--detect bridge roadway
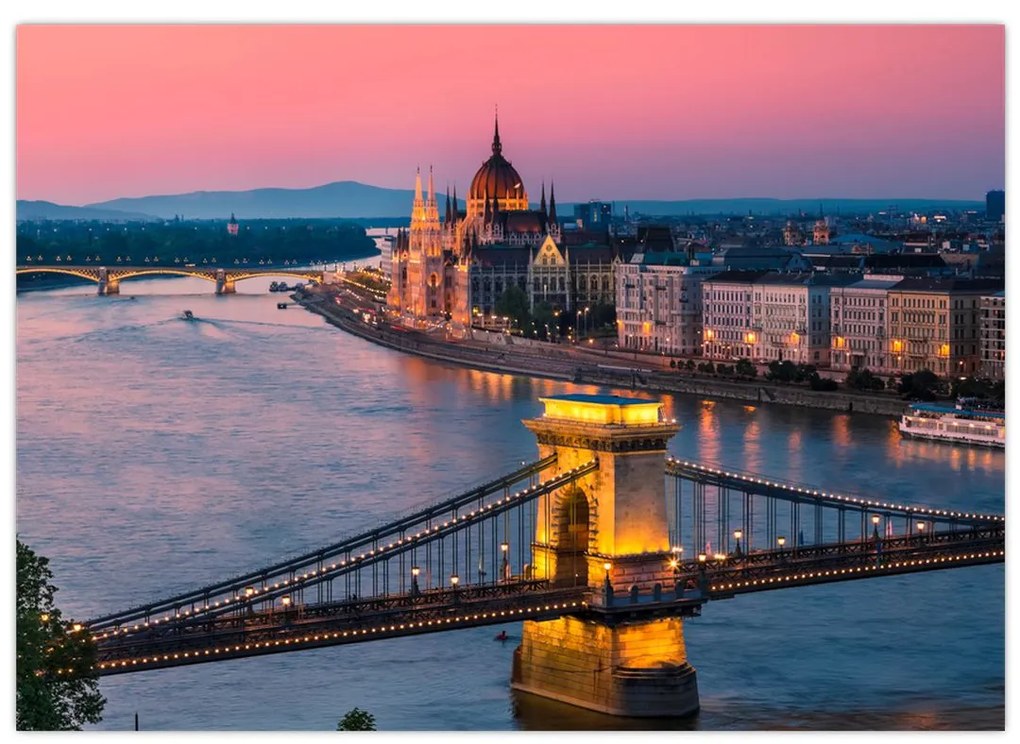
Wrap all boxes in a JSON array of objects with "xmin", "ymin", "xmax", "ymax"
[{"xmin": 92, "ymin": 525, "xmax": 1002, "ymax": 676}]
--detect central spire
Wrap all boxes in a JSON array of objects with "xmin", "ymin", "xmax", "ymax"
[{"xmin": 492, "ymin": 106, "xmax": 502, "ymax": 156}]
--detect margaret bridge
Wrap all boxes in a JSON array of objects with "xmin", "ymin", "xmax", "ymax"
[{"xmin": 16, "ymin": 265, "xmax": 325, "ymax": 295}]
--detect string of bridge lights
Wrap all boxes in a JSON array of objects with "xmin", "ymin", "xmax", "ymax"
[
  {"xmin": 666, "ymin": 458, "xmax": 1005, "ymax": 523},
  {"xmin": 93, "ymin": 462, "xmax": 598, "ymax": 642},
  {"xmin": 93, "ymin": 600, "xmax": 585, "ymax": 673},
  {"xmin": 709, "ymin": 550, "xmax": 1004, "ymax": 593}
]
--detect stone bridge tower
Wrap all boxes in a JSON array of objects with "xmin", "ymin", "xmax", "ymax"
[{"xmin": 511, "ymin": 394, "xmax": 699, "ymax": 718}]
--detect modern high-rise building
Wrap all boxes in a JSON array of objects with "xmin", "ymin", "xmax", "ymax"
[
  {"xmin": 986, "ymin": 190, "xmax": 1005, "ymax": 222},
  {"xmin": 573, "ymin": 201, "xmax": 613, "ymax": 231}
]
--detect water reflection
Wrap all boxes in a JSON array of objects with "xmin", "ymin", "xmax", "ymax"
[{"xmin": 16, "ymin": 280, "xmax": 1004, "ymax": 731}]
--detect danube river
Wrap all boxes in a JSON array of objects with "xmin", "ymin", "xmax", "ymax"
[{"xmin": 16, "ymin": 277, "xmax": 1004, "ymax": 731}]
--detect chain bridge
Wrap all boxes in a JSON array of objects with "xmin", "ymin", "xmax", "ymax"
[
  {"xmin": 80, "ymin": 394, "xmax": 1004, "ymax": 718},
  {"xmin": 16, "ymin": 265, "xmax": 323, "ymax": 294}
]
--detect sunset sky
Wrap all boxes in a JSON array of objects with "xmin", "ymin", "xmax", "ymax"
[{"xmin": 16, "ymin": 24, "xmax": 1005, "ymax": 205}]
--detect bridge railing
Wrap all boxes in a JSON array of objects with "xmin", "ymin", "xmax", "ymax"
[
  {"xmin": 89, "ymin": 459, "xmax": 599, "ymax": 642},
  {"xmin": 88, "ymin": 454, "xmax": 557, "ymax": 630}
]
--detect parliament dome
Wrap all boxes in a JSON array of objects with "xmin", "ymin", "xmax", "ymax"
[{"xmin": 469, "ymin": 118, "xmax": 526, "ymax": 204}]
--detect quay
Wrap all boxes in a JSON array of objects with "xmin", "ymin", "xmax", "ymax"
[{"xmin": 294, "ymin": 284, "xmax": 909, "ymax": 418}]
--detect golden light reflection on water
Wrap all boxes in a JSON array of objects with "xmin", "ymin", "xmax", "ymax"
[
  {"xmin": 697, "ymin": 400, "xmax": 720, "ymax": 464},
  {"xmin": 832, "ymin": 414, "xmax": 851, "ymax": 449}
]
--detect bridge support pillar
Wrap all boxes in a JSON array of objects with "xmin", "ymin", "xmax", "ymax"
[
  {"xmin": 216, "ymin": 278, "xmax": 236, "ymax": 295},
  {"xmin": 512, "ymin": 615, "xmax": 698, "ymax": 718},
  {"xmin": 512, "ymin": 394, "xmax": 698, "ymax": 718},
  {"xmin": 101, "ymin": 278, "xmax": 120, "ymax": 295}
]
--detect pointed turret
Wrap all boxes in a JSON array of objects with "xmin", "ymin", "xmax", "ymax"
[
  {"xmin": 492, "ymin": 107, "xmax": 502, "ymax": 156},
  {"xmin": 427, "ymin": 165, "xmax": 435, "ymax": 204},
  {"xmin": 445, "ymin": 187, "xmax": 452, "ymax": 224},
  {"xmin": 549, "ymin": 181, "xmax": 558, "ymax": 225},
  {"xmin": 540, "ymin": 182, "xmax": 547, "ymax": 215},
  {"xmin": 414, "ymin": 166, "xmax": 423, "ymax": 202},
  {"xmin": 452, "ymin": 185, "xmax": 458, "ymax": 224}
]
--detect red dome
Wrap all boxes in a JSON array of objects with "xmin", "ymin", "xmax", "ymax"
[{"xmin": 469, "ymin": 117, "xmax": 525, "ymax": 202}]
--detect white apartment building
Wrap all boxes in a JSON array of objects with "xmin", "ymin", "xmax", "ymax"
[
  {"xmin": 980, "ymin": 291, "xmax": 1005, "ymax": 380},
  {"xmin": 616, "ymin": 253, "xmax": 719, "ymax": 357},
  {"xmin": 701, "ymin": 271, "xmax": 765, "ymax": 360},
  {"xmin": 751, "ymin": 273, "xmax": 844, "ymax": 366},
  {"xmin": 828, "ymin": 276, "xmax": 902, "ymax": 373}
]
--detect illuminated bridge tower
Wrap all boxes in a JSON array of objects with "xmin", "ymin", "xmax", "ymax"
[{"xmin": 512, "ymin": 394, "xmax": 699, "ymax": 718}]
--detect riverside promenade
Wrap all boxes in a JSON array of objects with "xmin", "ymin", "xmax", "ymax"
[{"xmin": 295, "ymin": 286, "xmax": 908, "ymax": 418}]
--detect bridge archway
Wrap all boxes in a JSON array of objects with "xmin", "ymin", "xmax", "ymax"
[{"xmin": 551, "ymin": 485, "xmax": 590, "ymax": 585}]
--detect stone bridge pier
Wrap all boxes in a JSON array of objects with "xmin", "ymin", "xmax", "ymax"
[
  {"xmin": 97, "ymin": 268, "xmax": 119, "ymax": 295},
  {"xmin": 215, "ymin": 269, "xmax": 236, "ymax": 295},
  {"xmin": 511, "ymin": 394, "xmax": 699, "ymax": 718}
]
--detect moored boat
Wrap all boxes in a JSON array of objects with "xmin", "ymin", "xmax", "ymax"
[{"xmin": 899, "ymin": 401, "xmax": 1004, "ymax": 448}]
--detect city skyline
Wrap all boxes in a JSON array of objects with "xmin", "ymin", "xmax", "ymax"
[{"xmin": 17, "ymin": 24, "xmax": 1004, "ymax": 206}]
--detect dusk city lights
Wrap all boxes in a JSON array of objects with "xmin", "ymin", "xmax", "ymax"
[{"xmin": 12, "ymin": 16, "xmax": 1008, "ymax": 735}]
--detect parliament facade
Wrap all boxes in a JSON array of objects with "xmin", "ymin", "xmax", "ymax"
[{"xmin": 387, "ymin": 117, "xmax": 621, "ymax": 333}]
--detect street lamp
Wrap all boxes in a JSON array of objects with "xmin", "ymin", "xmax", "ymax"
[
  {"xmin": 916, "ymin": 521, "xmax": 926, "ymax": 543},
  {"xmin": 871, "ymin": 514, "xmax": 881, "ymax": 541},
  {"xmin": 411, "ymin": 566, "xmax": 420, "ymax": 594},
  {"xmin": 777, "ymin": 536, "xmax": 786, "ymax": 560},
  {"xmin": 500, "ymin": 542, "xmax": 510, "ymax": 582},
  {"xmin": 733, "ymin": 529, "xmax": 743, "ymax": 558}
]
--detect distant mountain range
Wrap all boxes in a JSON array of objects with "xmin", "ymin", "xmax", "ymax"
[
  {"xmin": 16, "ymin": 181, "xmax": 985, "ymax": 222},
  {"xmin": 16, "ymin": 200, "xmax": 156, "ymax": 221}
]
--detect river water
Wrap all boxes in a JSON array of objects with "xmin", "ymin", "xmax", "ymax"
[{"xmin": 15, "ymin": 276, "xmax": 1004, "ymax": 731}]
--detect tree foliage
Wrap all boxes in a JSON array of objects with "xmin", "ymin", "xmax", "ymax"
[
  {"xmin": 845, "ymin": 367, "xmax": 885, "ymax": 391},
  {"xmin": 897, "ymin": 369, "xmax": 941, "ymax": 401},
  {"xmin": 337, "ymin": 707, "xmax": 376, "ymax": 731},
  {"xmin": 734, "ymin": 358, "xmax": 757, "ymax": 378},
  {"xmin": 494, "ymin": 285, "xmax": 531, "ymax": 332},
  {"xmin": 16, "ymin": 540, "xmax": 105, "ymax": 730}
]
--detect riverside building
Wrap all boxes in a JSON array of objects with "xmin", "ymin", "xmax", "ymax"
[
  {"xmin": 615, "ymin": 233, "xmax": 720, "ymax": 356},
  {"xmin": 980, "ymin": 291, "xmax": 1005, "ymax": 380}
]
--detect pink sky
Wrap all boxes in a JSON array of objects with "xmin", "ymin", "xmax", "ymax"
[{"xmin": 17, "ymin": 25, "xmax": 1004, "ymax": 205}]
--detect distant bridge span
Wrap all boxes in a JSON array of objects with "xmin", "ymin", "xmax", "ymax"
[{"xmin": 16, "ymin": 265, "xmax": 323, "ymax": 295}]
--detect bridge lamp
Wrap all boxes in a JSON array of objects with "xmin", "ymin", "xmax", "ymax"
[
  {"xmin": 450, "ymin": 575, "xmax": 460, "ymax": 588},
  {"xmin": 280, "ymin": 596, "xmax": 292, "ymax": 608},
  {"xmin": 501, "ymin": 542, "xmax": 509, "ymax": 554},
  {"xmin": 777, "ymin": 536, "xmax": 786, "ymax": 557},
  {"xmin": 411, "ymin": 566, "xmax": 420, "ymax": 578},
  {"xmin": 244, "ymin": 586, "xmax": 254, "ymax": 598},
  {"xmin": 733, "ymin": 530, "xmax": 743, "ymax": 557},
  {"xmin": 871, "ymin": 515, "xmax": 881, "ymax": 541},
  {"xmin": 697, "ymin": 553, "xmax": 707, "ymax": 564}
]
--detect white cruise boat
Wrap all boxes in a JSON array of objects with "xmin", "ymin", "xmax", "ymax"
[{"xmin": 899, "ymin": 401, "xmax": 1005, "ymax": 448}]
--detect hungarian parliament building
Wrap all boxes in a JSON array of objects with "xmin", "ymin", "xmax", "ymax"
[{"xmin": 386, "ymin": 117, "xmax": 622, "ymax": 332}]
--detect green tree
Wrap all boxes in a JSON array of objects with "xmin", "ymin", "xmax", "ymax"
[
  {"xmin": 16, "ymin": 540, "xmax": 105, "ymax": 730},
  {"xmin": 845, "ymin": 367, "xmax": 885, "ymax": 391},
  {"xmin": 532, "ymin": 302, "xmax": 556, "ymax": 340},
  {"xmin": 735, "ymin": 358, "xmax": 757, "ymax": 378},
  {"xmin": 337, "ymin": 707, "xmax": 376, "ymax": 731},
  {"xmin": 898, "ymin": 369, "xmax": 940, "ymax": 401},
  {"xmin": 494, "ymin": 285, "xmax": 531, "ymax": 332}
]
